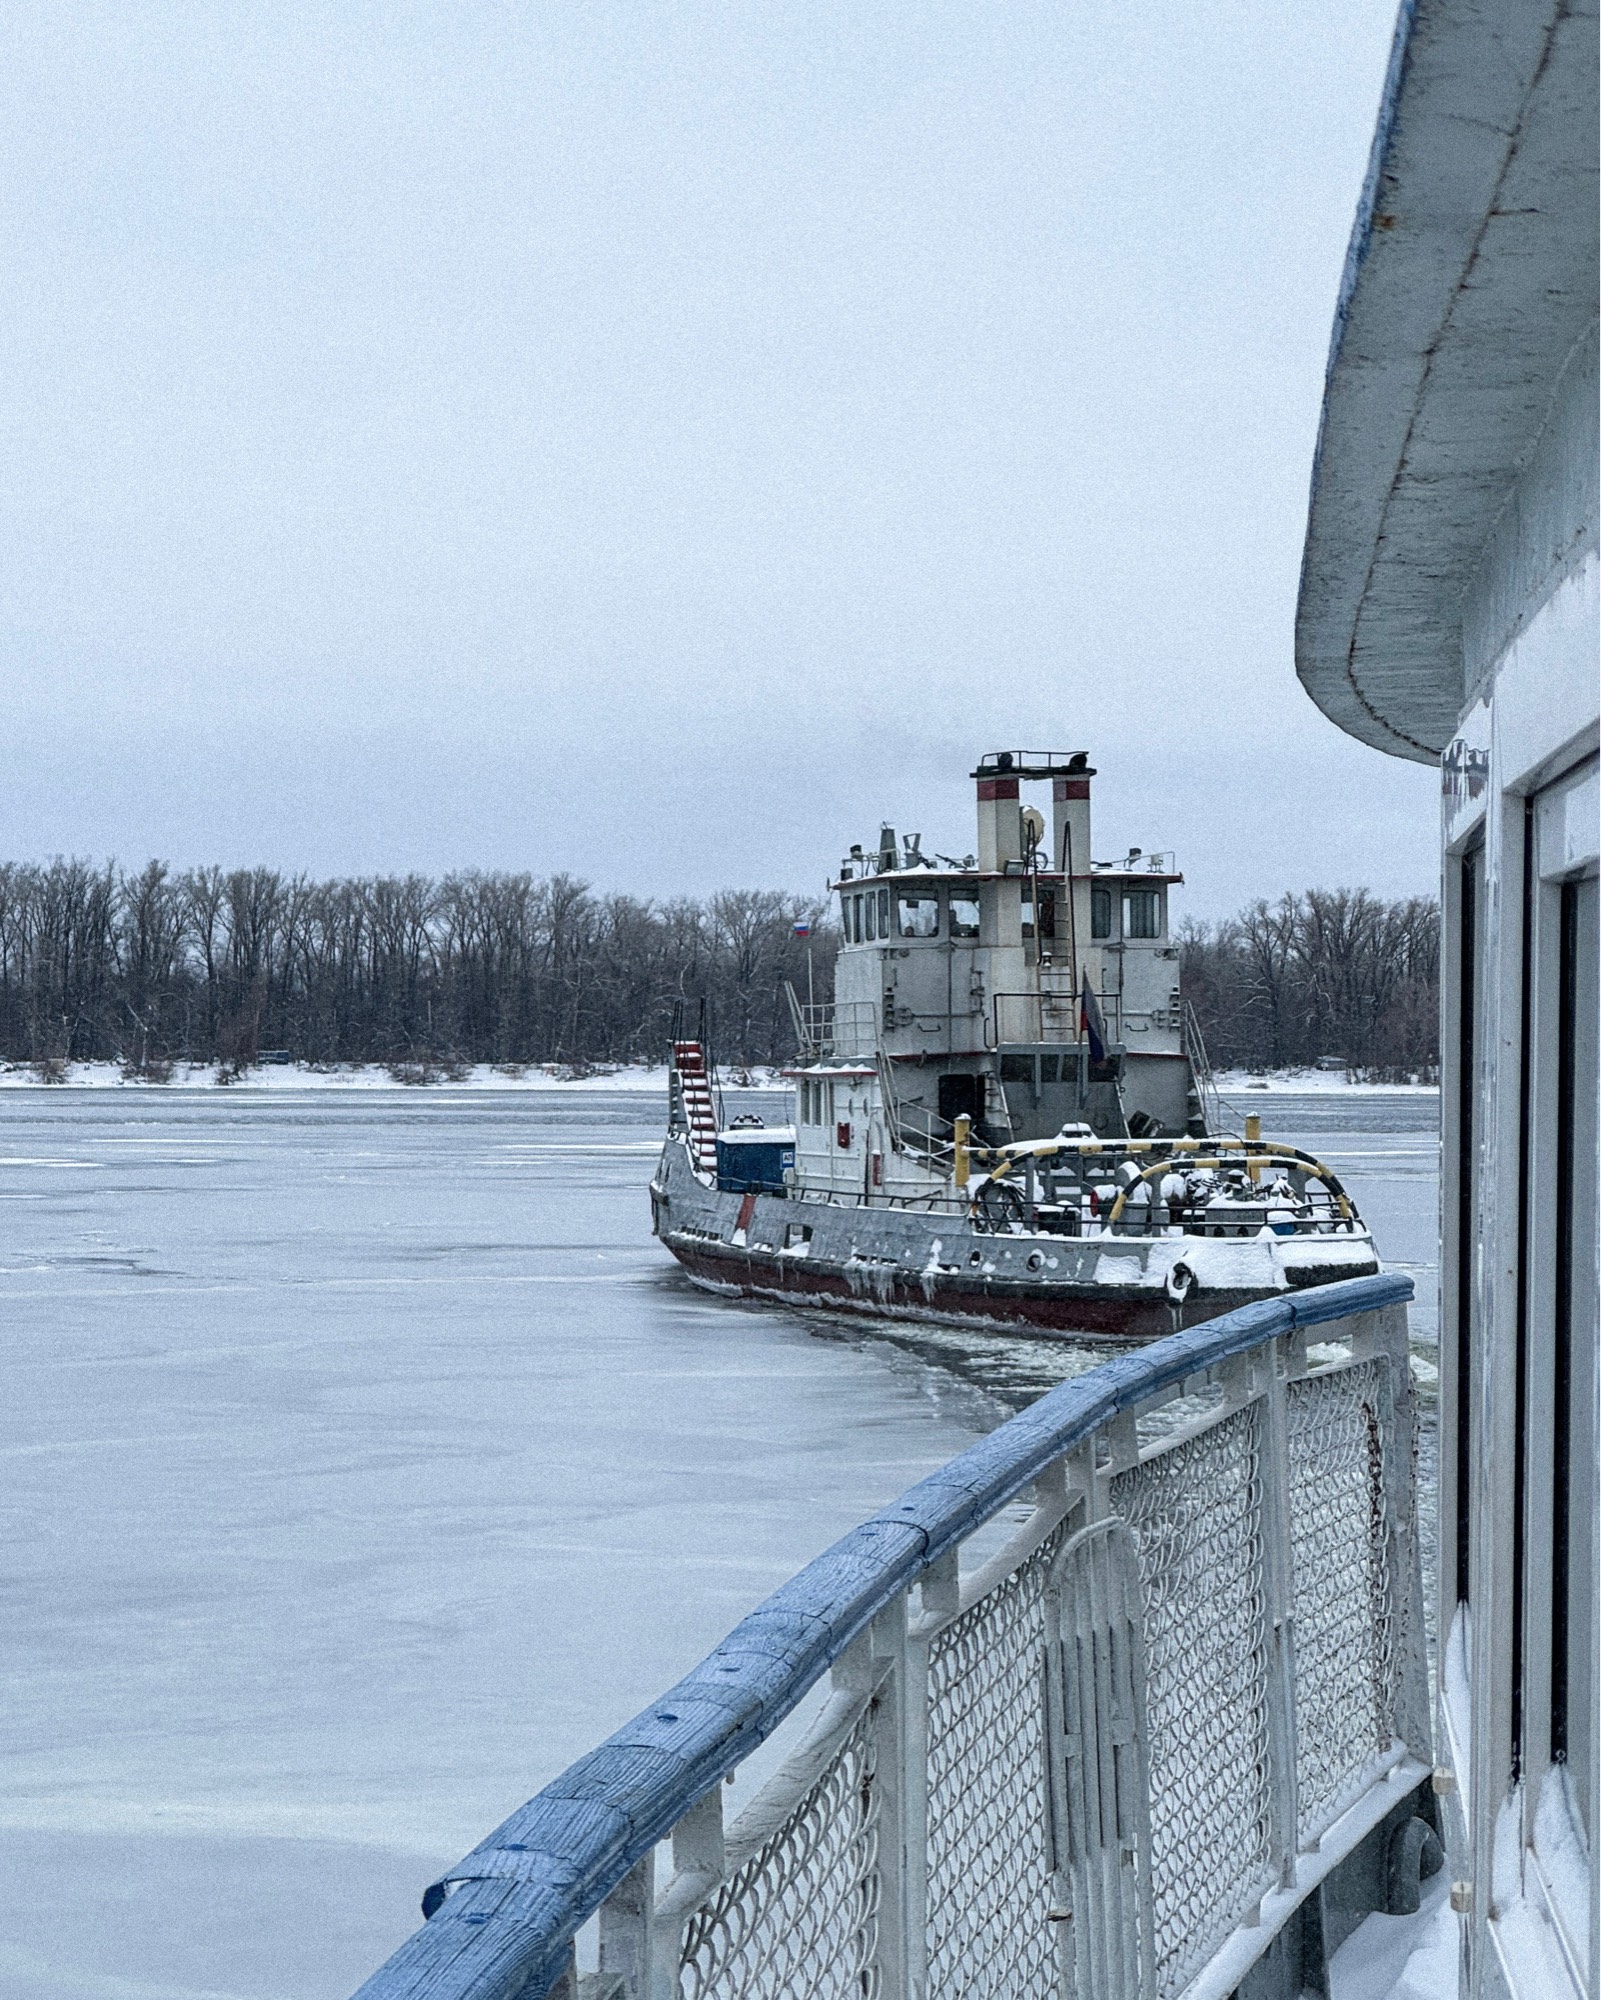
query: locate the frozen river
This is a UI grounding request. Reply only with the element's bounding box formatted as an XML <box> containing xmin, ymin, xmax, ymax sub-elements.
<box><xmin>0</xmin><ymin>1084</ymin><xmax>1438</xmax><ymax>1999</ymax></box>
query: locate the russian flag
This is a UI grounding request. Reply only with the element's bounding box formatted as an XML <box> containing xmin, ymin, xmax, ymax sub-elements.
<box><xmin>1080</xmin><ymin>974</ymin><xmax>1108</xmax><ymax>1064</ymax></box>
<box><xmin>793</xmin><ymin>920</ymin><xmax>811</xmax><ymax>937</ymax></box>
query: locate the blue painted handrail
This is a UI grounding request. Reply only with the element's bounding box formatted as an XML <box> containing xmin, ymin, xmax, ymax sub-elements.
<box><xmin>353</xmin><ymin>1272</ymin><xmax>1413</xmax><ymax>2000</ymax></box>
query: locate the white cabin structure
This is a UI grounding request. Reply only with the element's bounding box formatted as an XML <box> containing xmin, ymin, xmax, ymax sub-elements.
<box><xmin>793</xmin><ymin>752</ymin><xmax>1204</xmax><ymax>1205</ymax></box>
<box><xmin>1297</xmin><ymin>3</ymin><xmax>1598</xmax><ymax>1994</ymax></box>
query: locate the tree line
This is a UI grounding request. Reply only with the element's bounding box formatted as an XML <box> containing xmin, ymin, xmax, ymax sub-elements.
<box><xmin>1177</xmin><ymin>888</ymin><xmax>1440</xmax><ymax>1081</ymax></box>
<box><xmin>0</xmin><ymin>860</ymin><xmax>833</xmax><ymax>1074</ymax></box>
<box><xmin>0</xmin><ymin>861</ymin><xmax>1437</xmax><ymax>1080</ymax></box>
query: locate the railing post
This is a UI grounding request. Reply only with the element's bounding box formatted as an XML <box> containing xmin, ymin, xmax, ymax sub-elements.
<box><xmin>905</xmin><ymin>1551</ymin><xmax>958</xmax><ymax>2000</ymax></box>
<box><xmin>1377</xmin><ymin>1301</ymin><xmax>1431</xmax><ymax>1757</ymax></box>
<box><xmin>545</xmin><ymin>1943</ymin><xmax>578</xmax><ymax>2000</ymax></box>
<box><xmin>1105</xmin><ymin>1410</ymin><xmax>1138</xmax><ymax>1481</ymax></box>
<box><xmin>866</xmin><ymin>1598</ymin><xmax>911</xmax><ymax>2000</ymax></box>
<box><xmin>598</xmin><ymin>1851</ymin><xmax>655</xmax><ymax>1999</ymax></box>
<box><xmin>650</xmin><ymin>1787</ymin><xmax>723</xmax><ymax>2000</ymax></box>
<box><xmin>1257</xmin><ymin>1331</ymin><xmax>1303</xmax><ymax>1883</ymax></box>
<box><xmin>1073</xmin><ymin>1436</ymin><xmax>1106</xmax><ymax>1527</ymax></box>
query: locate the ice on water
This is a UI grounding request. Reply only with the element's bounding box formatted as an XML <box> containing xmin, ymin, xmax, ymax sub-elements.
<box><xmin>0</xmin><ymin>1084</ymin><xmax>1438</xmax><ymax>1998</ymax></box>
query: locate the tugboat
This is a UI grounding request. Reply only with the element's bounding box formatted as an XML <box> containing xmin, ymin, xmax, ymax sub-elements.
<box><xmin>650</xmin><ymin>751</ymin><xmax>1380</xmax><ymax>1338</ymax></box>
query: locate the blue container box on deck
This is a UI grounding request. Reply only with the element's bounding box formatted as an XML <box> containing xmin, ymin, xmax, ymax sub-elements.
<box><xmin>715</xmin><ymin>1127</ymin><xmax>796</xmax><ymax>1195</ymax></box>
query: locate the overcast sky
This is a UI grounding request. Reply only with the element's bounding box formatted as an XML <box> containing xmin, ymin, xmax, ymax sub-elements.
<box><xmin>0</xmin><ymin>1</ymin><xmax>1437</xmax><ymax>918</ymax></box>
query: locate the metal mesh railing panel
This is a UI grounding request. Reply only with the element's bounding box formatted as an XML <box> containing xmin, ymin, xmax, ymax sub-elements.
<box><xmin>1285</xmin><ymin>1359</ymin><xmax>1398</xmax><ymax>1841</ymax></box>
<box><xmin>925</xmin><ymin>1524</ymin><xmax>1067</xmax><ymax>1999</ymax></box>
<box><xmin>679</xmin><ymin>1704</ymin><xmax>881</xmax><ymax>2000</ymax></box>
<box><xmin>1113</xmin><ymin>1407</ymin><xmax>1275</xmax><ymax>1998</ymax></box>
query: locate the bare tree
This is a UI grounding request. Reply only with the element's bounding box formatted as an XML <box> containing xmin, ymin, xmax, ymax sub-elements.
<box><xmin>1181</xmin><ymin>889</ymin><xmax>1439</xmax><ymax>1078</ymax></box>
<box><xmin>0</xmin><ymin>856</ymin><xmax>831</xmax><ymax>1068</ymax></box>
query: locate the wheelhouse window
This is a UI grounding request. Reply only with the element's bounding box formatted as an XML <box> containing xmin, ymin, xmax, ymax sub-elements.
<box><xmin>1091</xmin><ymin>885</ymin><xmax>1114</xmax><ymax>938</ymax></box>
<box><xmin>864</xmin><ymin>892</ymin><xmax>876</xmax><ymax>942</ymax></box>
<box><xmin>877</xmin><ymin>887</ymin><xmax>891</xmax><ymax>938</ymax></box>
<box><xmin>850</xmin><ymin>893</ymin><xmax>863</xmax><ymax>943</ymax></box>
<box><xmin>1123</xmin><ymin>889</ymin><xmax>1161</xmax><ymax>939</ymax></box>
<box><xmin>897</xmin><ymin>893</ymin><xmax>939</xmax><ymax>939</ymax></box>
<box><xmin>949</xmin><ymin>894</ymin><xmax>980</xmax><ymax>940</ymax></box>
<box><xmin>799</xmin><ymin>1076</ymin><xmax>835</xmax><ymax>1126</ymax></box>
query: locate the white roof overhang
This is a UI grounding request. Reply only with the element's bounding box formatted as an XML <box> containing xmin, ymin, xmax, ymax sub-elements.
<box><xmin>1296</xmin><ymin>0</ymin><xmax>1599</xmax><ymax>763</ymax></box>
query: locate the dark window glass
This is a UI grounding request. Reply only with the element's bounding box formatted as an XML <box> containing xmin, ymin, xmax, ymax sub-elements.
<box><xmin>1513</xmin><ymin>806</ymin><xmax>1536</xmax><ymax>1775</ymax></box>
<box><xmin>878</xmin><ymin>888</ymin><xmax>891</xmax><ymax>938</ymax></box>
<box><xmin>1551</xmin><ymin>873</ymin><xmax>1597</xmax><ymax>1841</ymax></box>
<box><xmin>1455</xmin><ymin>849</ymin><xmax>1480</xmax><ymax>1605</ymax></box>
<box><xmin>864</xmin><ymin>892</ymin><xmax>876</xmax><ymax>942</ymax></box>
<box><xmin>937</xmin><ymin>1072</ymin><xmax>985</xmax><ymax>1126</ymax></box>
<box><xmin>1123</xmin><ymin>889</ymin><xmax>1160</xmax><ymax>938</ymax></box>
<box><xmin>1091</xmin><ymin>885</ymin><xmax>1114</xmax><ymax>939</ymax></box>
<box><xmin>999</xmin><ymin>1053</ymin><xmax>1033</xmax><ymax>1083</ymax></box>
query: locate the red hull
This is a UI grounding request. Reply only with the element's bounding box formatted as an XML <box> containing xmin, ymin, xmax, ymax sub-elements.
<box><xmin>663</xmin><ymin>1236</ymin><xmax>1269</xmax><ymax>1341</ymax></box>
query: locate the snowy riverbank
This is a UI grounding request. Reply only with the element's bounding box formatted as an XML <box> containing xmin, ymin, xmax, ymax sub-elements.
<box><xmin>1214</xmin><ymin>1068</ymin><xmax>1438</xmax><ymax>1096</ymax></box>
<box><xmin>0</xmin><ymin>1059</ymin><xmax>1438</xmax><ymax>1097</ymax></box>
<box><xmin>0</xmin><ymin>1059</ymin><xmax>692</xmax><ymax>1092</ymax></box>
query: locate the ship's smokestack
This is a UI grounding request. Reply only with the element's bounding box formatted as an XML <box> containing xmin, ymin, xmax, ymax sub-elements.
<box><xmin>975</xmin><ymin>752</ymin><xmax>1022</xmax><ymax>872</ymax></box>
<box><xmin>1052</xmin><ymin>753</ymin><xmax>1095</xmax><ymax>879</ymax></box>
<box><xmin>1054</xmin><ymin>754</ymin><xmax>1096</xmax><ymax>987</ymax></box>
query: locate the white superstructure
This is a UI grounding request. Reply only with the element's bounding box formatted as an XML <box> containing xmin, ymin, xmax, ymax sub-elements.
<box><xmin>1297</xmin><ymin>4</ymin><xmax>1598</xmax><ymax>1994</ymax></box>
<box><xmin>792</xmin><ymin>751</ymin><xmax>1202</xmax><ymax>1207</ymax></box>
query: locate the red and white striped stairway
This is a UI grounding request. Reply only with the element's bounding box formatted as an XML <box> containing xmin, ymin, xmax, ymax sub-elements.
<box><xmin>671</xmin><ymin>1042</ymin><xmax>719</xmax><ymax>1174</ymax></box>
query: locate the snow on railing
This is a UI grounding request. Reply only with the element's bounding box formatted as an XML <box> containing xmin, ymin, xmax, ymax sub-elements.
<box><xmin>352</xmin><ymin>1274</ymin><xmax>1429</xmax><ymax>2000</ymax></box>
<box><xmin>784</xmin><ymin>995</ymin><xmax>881</xmax><ymax>1063</ymax></box>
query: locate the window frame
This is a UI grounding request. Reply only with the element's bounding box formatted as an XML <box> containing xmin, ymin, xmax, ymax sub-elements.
<box><xmin>1122</xmin><ymin>888</ymin><xmax>1162</xmax><ymax>940</ymax></box>
<box><xmin>1522</xmin><ymin>761</ymin><xmax>1599</xmax><ymax>1868</ymax></box>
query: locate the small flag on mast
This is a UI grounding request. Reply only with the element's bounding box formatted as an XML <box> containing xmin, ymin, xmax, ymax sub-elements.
<box><xmin>1080</xmin><ymin>974</ymin><xmax>1108</xmax><ymax>1064</ymax></box>
<box><xmin>793</xmin><ymin>920</ymin><xmax>811</xmax><ymax>938</ymax></box>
